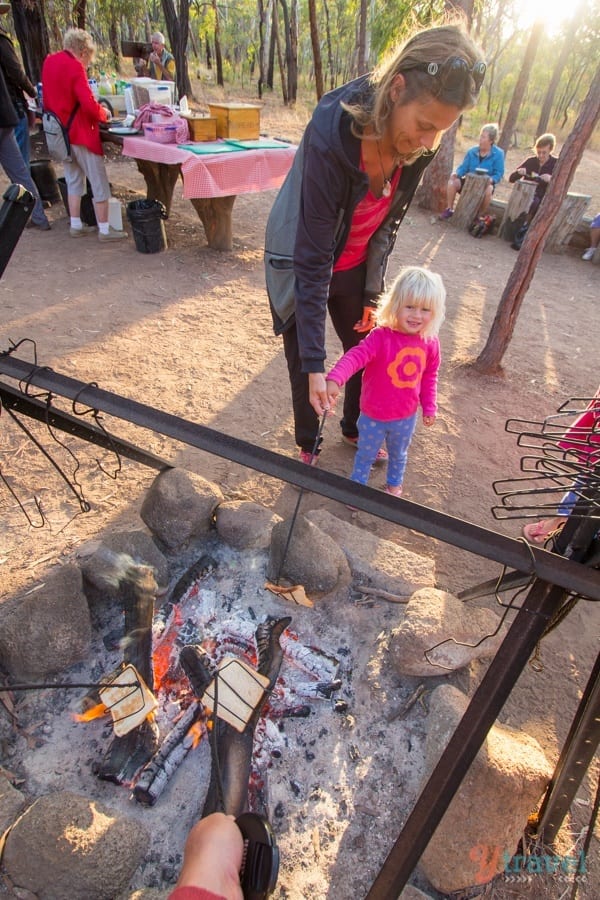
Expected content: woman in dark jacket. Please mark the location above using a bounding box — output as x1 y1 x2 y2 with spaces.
0 19 50 230
265 22 485 463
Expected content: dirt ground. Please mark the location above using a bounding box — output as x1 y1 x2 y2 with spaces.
0 88 598 899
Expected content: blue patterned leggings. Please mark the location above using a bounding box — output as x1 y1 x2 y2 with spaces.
351 412 417 488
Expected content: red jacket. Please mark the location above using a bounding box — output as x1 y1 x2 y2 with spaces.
41 49 108 155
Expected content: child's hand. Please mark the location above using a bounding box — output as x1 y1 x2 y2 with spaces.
423 415 435 427
326 379 341 408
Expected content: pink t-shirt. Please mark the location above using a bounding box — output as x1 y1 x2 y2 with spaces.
334 159 402 272
327 326 440 421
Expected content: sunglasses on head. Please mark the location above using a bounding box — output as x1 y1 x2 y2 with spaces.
417 57 487 93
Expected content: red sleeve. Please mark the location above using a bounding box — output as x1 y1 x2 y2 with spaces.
168 887 226 900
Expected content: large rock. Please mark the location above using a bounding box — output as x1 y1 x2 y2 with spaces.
215 500 282 551
140 468 223 550
306 509 435 596
2 791 149 900
0 565 91 678
0 772 26 836
418 685 552 893
388 587 508 676
267 514 351 595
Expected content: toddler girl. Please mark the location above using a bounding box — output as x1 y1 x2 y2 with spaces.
326 266 445 496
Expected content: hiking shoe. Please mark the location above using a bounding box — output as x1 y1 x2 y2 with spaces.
342 434 388 463
70 223 97 237
439 208 453 220
98 226 127 242
299 449 319 466
582 247 595 261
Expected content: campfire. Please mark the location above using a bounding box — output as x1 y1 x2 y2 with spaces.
72 546 344 817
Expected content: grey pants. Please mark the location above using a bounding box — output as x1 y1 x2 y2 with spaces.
0 125 48 226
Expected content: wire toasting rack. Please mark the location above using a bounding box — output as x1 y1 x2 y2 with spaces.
491 394 600 524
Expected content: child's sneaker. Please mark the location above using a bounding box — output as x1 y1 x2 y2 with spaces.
582 247 595 261
439 208 454 220
384 484 403 497
299 449 319 466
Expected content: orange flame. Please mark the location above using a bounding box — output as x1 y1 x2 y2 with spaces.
188 720 204 749
73 702 107 723
153 606 184 688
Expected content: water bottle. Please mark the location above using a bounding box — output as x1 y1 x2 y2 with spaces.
89 78 99 100
37 82 43 108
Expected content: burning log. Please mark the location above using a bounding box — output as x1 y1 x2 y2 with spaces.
181 616 291 818
93 554 162 784
133 701 205 805
94 718 160 784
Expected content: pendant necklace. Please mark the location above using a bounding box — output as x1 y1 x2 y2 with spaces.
377 140 394 198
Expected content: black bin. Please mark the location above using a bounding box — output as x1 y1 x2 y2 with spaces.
126 199 168 253
57 176 97 226
30 159 61 204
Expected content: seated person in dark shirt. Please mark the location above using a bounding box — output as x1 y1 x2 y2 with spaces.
508 132 557 222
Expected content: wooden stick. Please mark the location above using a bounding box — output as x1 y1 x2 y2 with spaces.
387 684 427 723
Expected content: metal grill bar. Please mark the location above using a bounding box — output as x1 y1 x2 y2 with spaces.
1 353 599 601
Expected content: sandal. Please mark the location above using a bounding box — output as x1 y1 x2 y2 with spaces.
342 435 389 463
384 484 403 497
522 517 565 544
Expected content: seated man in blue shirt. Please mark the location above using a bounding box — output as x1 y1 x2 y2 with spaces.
440 122 504 219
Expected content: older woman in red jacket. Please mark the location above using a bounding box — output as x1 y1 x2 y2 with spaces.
42 28 126 242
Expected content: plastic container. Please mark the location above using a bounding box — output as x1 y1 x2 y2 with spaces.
108 197 123 231
89 78 99 100
148 83 173 106
30 159 61 204
126 199 168 253
143 122 178 144
99 73 113 96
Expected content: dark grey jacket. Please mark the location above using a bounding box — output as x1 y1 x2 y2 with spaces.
264 75 435 373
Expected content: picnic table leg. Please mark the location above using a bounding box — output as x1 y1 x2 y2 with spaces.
190 196 236 251
134 159 181 217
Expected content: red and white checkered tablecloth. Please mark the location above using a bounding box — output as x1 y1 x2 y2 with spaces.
121 137 296 200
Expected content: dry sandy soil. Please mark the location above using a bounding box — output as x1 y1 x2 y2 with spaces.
0 85 598 899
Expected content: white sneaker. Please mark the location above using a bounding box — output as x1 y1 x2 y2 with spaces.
581 247 595 261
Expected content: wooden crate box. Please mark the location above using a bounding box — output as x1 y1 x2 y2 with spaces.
208 102 261 140
182 114 217 142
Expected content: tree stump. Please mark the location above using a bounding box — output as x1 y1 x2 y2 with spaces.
190 196 236 251
545 193 591 253
451 173 489 230
499 180 537 241
134 159 181 216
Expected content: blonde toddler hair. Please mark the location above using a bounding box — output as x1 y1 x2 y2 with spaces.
377 266 446 339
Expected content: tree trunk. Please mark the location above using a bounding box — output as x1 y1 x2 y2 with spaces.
474 62 600 375
415 121 459 212
10 0 50 84
416 0 474 211
356 0 368 75
323 0 335 90
536 12 581 136
211 0 224 86
307 0 324 100
273 2 288 105
498 21 544 153
257 0 266 98
161 0 193 100
288 0 298 106
74 0 86 31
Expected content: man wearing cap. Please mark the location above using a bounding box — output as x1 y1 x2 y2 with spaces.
147 32 175 82
0 0 50 230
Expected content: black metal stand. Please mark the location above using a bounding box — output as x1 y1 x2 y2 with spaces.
0 184 35 278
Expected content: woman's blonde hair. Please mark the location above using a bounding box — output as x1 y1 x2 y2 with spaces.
377 266 446 339
343 21 485 155
63 28 95 59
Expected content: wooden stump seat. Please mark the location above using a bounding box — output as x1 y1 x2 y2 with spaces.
499 179 537 242
451 172 489 230
545 193 592 253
